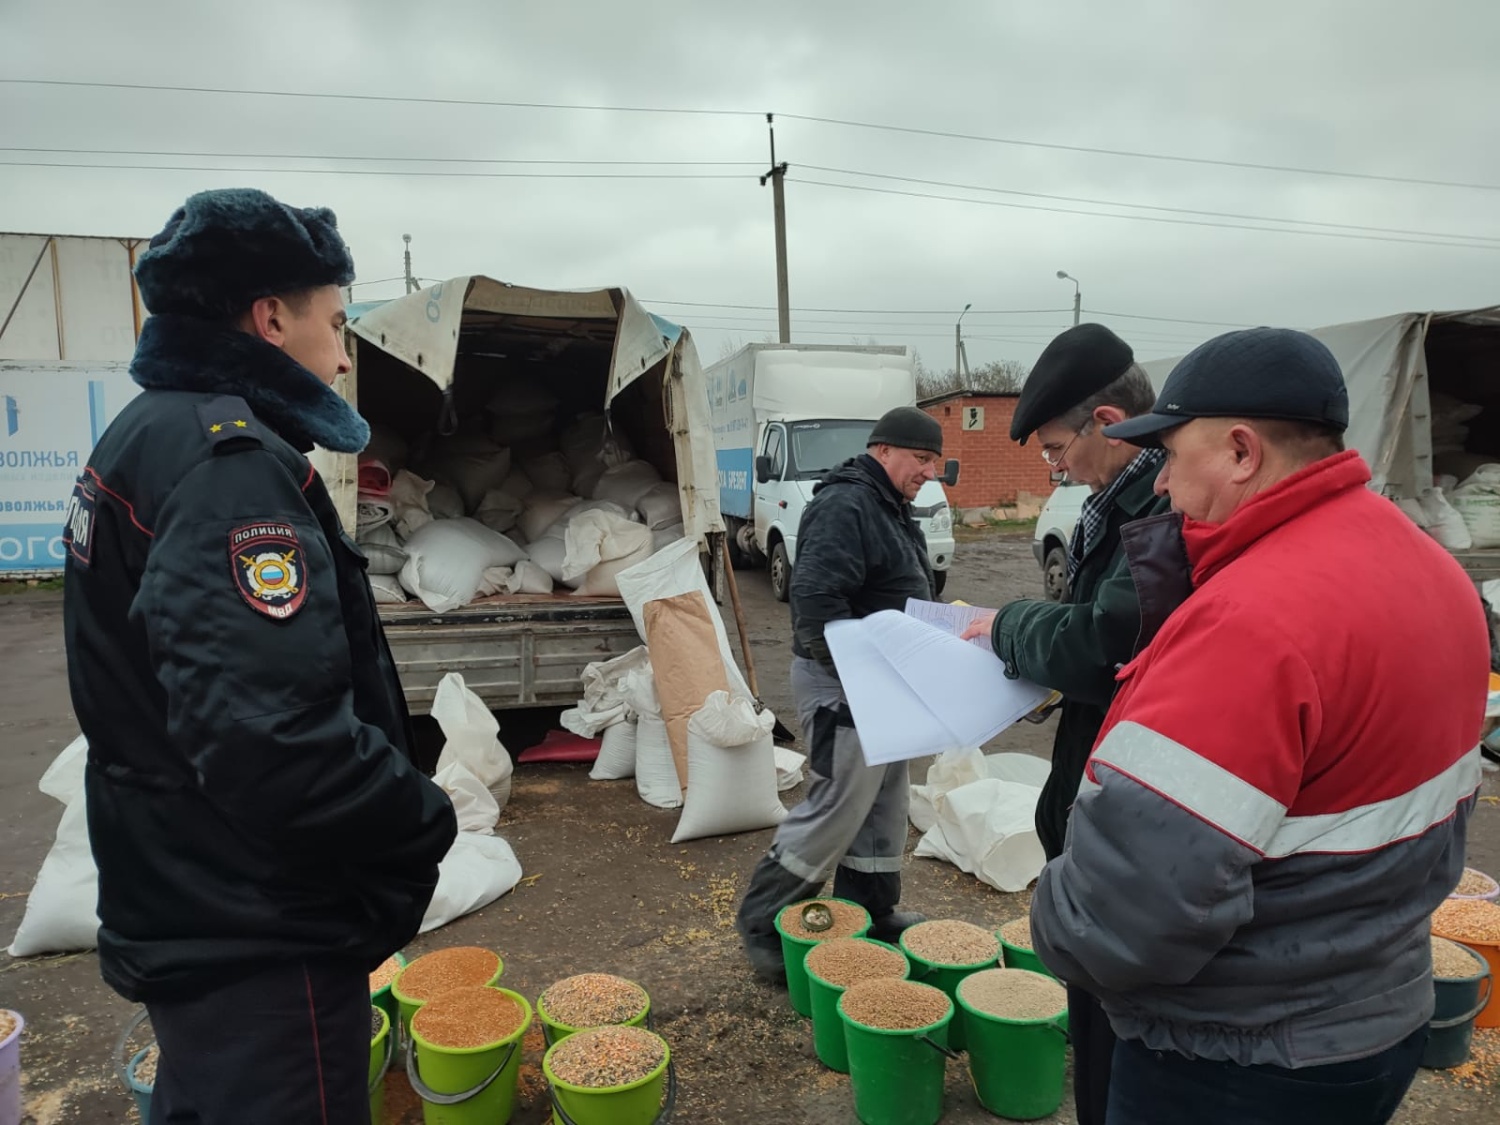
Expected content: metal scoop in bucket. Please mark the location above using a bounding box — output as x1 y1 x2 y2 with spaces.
799 903 835 933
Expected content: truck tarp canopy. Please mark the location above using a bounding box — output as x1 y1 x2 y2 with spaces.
343 276 723 540
346 276 675 407
1141 306 1500 496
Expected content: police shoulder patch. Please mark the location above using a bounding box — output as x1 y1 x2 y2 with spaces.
62 474 98 568
229 522 307 620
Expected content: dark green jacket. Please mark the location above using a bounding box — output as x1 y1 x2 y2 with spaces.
988 472 1171 860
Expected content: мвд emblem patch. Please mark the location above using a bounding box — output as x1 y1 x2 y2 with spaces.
229 522 307 620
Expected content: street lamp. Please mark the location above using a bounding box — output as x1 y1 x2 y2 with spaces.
1056 271 1080 326
955 302 972 383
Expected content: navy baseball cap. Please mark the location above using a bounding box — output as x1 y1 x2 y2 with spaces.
1103 327 1349 448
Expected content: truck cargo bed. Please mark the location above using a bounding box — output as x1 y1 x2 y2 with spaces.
379 595 639 714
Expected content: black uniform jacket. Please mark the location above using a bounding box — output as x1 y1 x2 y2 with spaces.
790 453 935 668
63 315 456 1002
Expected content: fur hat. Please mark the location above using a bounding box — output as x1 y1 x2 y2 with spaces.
134 188 355 319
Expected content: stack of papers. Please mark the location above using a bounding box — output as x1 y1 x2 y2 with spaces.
825 609 1051 766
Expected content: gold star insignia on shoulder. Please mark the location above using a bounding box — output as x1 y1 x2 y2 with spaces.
233 420 247 428
209 423 223 433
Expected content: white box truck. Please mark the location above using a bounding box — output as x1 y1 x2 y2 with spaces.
707 343 957 599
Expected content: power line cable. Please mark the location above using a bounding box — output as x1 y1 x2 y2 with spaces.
13 141 1481 245
645 299 1255 329
1083 308 1257 328
0 160 746 180
790 177 1500 251
801 165 1500 244
779 112 1500 194
0 145 758 168
0 78 756 119
642 298 1073 315
5 77 1494 192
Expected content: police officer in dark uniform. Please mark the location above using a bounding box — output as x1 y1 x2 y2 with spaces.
62 189 457 1124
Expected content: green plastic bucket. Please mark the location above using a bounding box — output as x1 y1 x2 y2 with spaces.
899 934 999 1051
1422 945 1493 1069
544 1030 674 1125
407 986 531 1125
125 1045 152 1121
998 931 1052 978
393 948 504 1039
370 1005 393 1125
958 974 1069 1120
996 931 1068 1033
112 1008 152 1121
537 977 652 1047
839 981 954 1125
806 939 911 1073
775 899 871 1018
371 950 409 1029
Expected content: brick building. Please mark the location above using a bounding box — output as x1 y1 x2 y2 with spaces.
921 391 1058 512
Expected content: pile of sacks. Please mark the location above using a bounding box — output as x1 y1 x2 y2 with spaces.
908 748 1051 893
355 402 687 612
559 540 807 843
1396 464 1500 553
7 671 523 958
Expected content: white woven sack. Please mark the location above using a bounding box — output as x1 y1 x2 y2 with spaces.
623 666 680 808
369 573 408 604
590 720 639 781
671 692 785 843
636 483 683 530
634 711 681 808
1419 487 1473 551
358 523 407 575
399 518 527 613
526 534 576 589
518 492 583 543
505 560 554 595
591 460 661 510
1451 466 1500 548
563 510 655 596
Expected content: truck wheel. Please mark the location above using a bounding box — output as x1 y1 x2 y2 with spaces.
770 542 792 603
932 570 948 597
726 520 751 569
1043 545 1069 603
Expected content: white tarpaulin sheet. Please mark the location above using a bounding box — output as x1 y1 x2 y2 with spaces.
1141 307 1500 497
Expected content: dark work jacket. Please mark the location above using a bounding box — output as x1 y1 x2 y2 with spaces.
62 315 457 1003
790 454 935 667
988 471 1174 859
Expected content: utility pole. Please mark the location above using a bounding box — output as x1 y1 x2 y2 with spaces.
760 114 791 343
955 303 972 384
403 234 417 294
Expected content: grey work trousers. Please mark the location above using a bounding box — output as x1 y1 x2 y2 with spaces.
737 657 910 938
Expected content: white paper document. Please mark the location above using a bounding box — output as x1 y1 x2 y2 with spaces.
825 610 1052 766
904 598 996 649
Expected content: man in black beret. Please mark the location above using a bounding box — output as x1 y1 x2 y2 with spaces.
961 323 1169 1125
62 188 456 1123
735 406 943 981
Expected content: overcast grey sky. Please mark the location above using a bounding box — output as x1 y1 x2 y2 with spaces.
3 0 1497 370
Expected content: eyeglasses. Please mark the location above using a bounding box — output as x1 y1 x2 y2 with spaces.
1041 421 1092 467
